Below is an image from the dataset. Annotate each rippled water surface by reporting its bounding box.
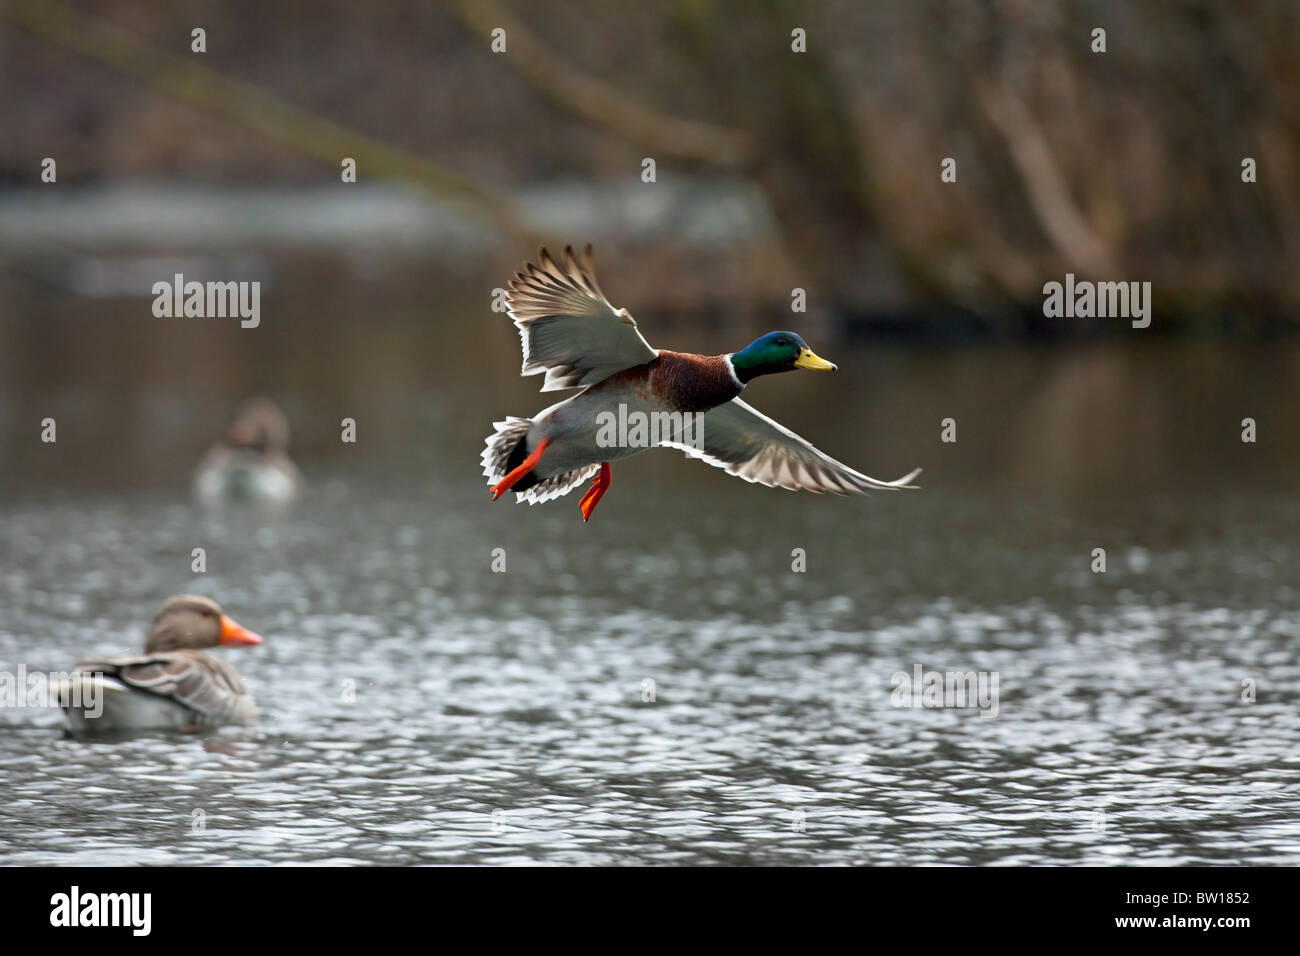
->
[3,473,1298,865]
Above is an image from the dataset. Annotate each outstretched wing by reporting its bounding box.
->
[74,652,248,720]
[660,397,922,494]
[507,245,657,391]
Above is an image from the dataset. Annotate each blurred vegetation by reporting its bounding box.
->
[1,0,1297,335]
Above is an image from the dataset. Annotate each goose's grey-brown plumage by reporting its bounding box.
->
[59,595,263,735]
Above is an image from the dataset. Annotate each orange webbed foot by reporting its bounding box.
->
[492,438,551,499]
[578,463,612,522]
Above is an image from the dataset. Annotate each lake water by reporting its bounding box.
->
[1,335,1298,865]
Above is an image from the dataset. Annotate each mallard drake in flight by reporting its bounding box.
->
[57,595,262,735]
[482,246,921,521]
[193,398,303,508]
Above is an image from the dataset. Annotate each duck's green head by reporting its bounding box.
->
[728,331,837,384]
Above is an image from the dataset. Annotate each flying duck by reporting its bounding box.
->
[482,246,921,521]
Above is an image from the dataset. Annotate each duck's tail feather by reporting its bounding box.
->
[482,416,533,487]
[481,418,599,504]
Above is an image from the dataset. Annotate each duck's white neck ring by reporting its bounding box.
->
[723,354,745,390]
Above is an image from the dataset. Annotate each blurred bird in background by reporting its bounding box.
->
[192,398,303,509]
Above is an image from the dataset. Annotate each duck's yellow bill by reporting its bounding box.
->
[794,348,837,371]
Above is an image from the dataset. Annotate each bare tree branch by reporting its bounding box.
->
[445,0,754,166]
[977,77,1119,277]
[1,0,535,242]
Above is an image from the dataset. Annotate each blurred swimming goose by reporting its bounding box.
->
[58,595,262,735]
[482,245,921,521]
[193,398,302,508]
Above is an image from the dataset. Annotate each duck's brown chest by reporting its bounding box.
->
[646,351,742,412]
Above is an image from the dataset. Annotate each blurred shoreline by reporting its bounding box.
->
[3,1,1298,333]
[2,181,1296,340]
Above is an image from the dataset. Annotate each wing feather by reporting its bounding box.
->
[660,397,921,494]
[506,245,657,391]
[74,651,248,721]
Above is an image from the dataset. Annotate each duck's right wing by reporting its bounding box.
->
[506,245,658,391]
[660,397,922,494]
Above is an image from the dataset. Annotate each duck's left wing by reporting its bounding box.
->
[660,397,922,494]
[507,245,658,391]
